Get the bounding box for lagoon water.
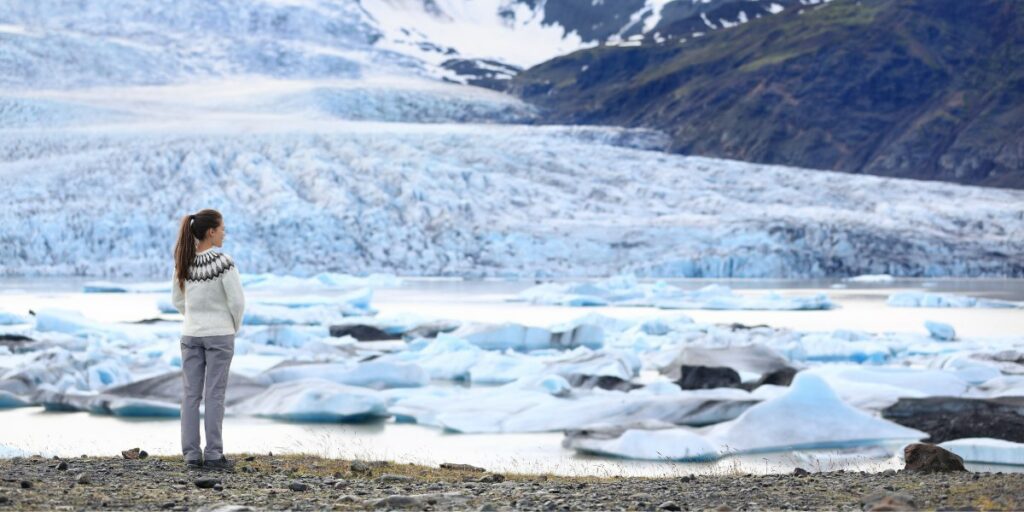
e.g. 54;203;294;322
2;277;1023;475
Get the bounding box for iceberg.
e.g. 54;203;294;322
805;365;970;410
924;320;956;341
844;274;895;283
567;425;718;461
83;281;169;293
888;292;1020;309
517;278;836;310
451;321;603;352
705;373;927;454
388;383;756;434
377;335;482;381
261;361;429;390
939;438;1024;466
230;379;388;422
0;310;33;325
243;273;401;291
0;390;31;408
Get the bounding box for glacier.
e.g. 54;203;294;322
3;119;1023;279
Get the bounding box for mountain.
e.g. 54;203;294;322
366;0;823;88
510;0;1024;189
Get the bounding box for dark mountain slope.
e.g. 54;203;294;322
511;0;1024;189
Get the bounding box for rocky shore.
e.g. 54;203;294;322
1;452;1022;511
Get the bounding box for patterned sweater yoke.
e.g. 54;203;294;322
188;250;235;283
172;247;246;337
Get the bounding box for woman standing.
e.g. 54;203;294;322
171;209;245;469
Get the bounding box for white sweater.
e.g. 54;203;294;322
171;247;245;336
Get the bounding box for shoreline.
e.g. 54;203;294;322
2;454;1023;511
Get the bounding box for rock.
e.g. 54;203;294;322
288;481;308;492
742;367;799;390
372;495;420;509
56;461;68;471
329;324;400;341
196;505;255;512
674;365;741;390
566;374;642;392
882;397;1024;443
75;473;91;485
439;463;486;472
903;443;967;473
19;481;31;489
121;448;141;460
160;502;175;509
793;468;810;477
925;320;956;341
213;483;223;491
350;460;371;474
402;321;460;340
861;491;917;511
139;450;149;459
478;473;505;483
713;505;733;512
377;474;414;483
659;501;682;511
0;496;8;504
194;477;221;489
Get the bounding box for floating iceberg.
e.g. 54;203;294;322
805;365;970;410
0;390;31;408
83;281;170;293
261;361;429;390
567;425;718;461
704;373;927;453
0;310;33;325
888;292;1020;308
451;321;603;352
231;379;388;422
243;273;401;291
87;273;400;293
939;438;1024;466
924;320;956;341
517;277;835;310
389;383;756;433
844;274;895;283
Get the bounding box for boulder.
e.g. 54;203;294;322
882;397;1024;443
903;443;966;473
675;365;741;390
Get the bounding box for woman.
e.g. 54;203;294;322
171;209;245;469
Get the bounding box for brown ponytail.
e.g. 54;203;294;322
174;209;223;291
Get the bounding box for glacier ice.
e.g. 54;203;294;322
567;426;718;461
517;278;836;310
939;438;1024;466
888;292;1020;309
924;320;956;341
569;372;929;460
230;379;388;422
261;361;429;390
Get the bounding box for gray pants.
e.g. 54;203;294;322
180;334;234;461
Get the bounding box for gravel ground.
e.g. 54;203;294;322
1;454;1022;511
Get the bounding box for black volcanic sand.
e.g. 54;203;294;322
1;454;1022;510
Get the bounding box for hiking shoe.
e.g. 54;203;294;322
185;459;202;470
204;456;233;470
